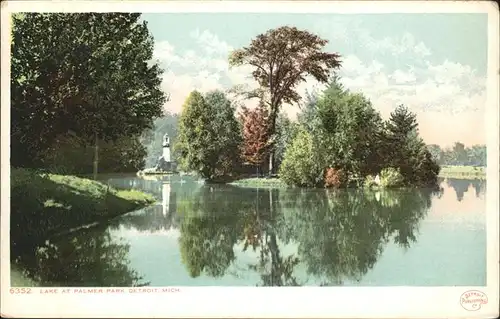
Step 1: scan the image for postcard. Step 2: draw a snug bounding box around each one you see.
[1,0,499,318]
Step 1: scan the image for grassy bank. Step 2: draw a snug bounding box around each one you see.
[229,177,288,188]
[10,168,155,247]
[438,165,486,180]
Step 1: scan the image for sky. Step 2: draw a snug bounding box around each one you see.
[142,12,488,148]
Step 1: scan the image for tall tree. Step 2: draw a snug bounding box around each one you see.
[316,78,385,179]
[175,90,241,180]
[11,13,166,173]
[229,26,342,175]
[385,105,440,186]
[240,102,271,175]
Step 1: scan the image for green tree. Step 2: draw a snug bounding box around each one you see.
[279,129,327,187]
[274,112,299,171]
[316,78,385,180]
[385,105,440,186]
[229,26,342,175]
[39,133,147,174]
[297,89,321,133]
[11,13,166,173]
[176,90,241,180]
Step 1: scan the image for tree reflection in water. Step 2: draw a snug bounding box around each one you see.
[13,224,147,287]
[178,185,442,286]
[12,177,443,287]
[446,178,486,202]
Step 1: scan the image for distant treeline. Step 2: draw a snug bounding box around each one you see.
[427,143,486,167]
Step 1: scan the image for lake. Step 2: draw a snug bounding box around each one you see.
[14,175,486,287]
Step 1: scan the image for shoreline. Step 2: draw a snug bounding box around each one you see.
[438,165,486,180]
[230,165,487,188]
[10,168,156,286]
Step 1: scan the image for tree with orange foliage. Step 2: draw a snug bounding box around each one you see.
[240,102,272,176]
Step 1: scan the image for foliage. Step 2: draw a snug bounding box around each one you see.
[39,133,147,174]
[363,175,378,189]
[316,77,385,179]
[229,26,342,174]
[175,90,242,180]
[11,13,165,168]
[279,129,326,187]
[274,112,299,170]
[324,168,346,188]
[379,168,404,188]
[428,143,486,167]
[297,89,322,133]
[239,102,271,172]
[385,105,440,187]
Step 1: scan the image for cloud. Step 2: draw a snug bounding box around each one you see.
[313,19,433,60]
[153,29,258,113]
[151,27,486,146]
[390,69,417,84]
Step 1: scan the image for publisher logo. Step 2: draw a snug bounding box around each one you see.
[460,290,488,311]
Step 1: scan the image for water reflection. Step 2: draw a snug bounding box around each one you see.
[13,175,487,287]
[445,178,486,201]
[13,225,147,287]
[176,185,441,286]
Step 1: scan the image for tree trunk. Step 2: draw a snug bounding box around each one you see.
[268,105,278,177]
[268,152,274,177]
[93,131,99,180]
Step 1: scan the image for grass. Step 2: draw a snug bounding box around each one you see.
[10,168,156,247]
[439,165,486,180]
[229,177,289,188]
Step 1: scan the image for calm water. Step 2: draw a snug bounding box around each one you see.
[15,175,486,287]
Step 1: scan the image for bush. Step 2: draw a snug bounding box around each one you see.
[279,129,326,187]
[379,167,404,188]
[364,175,378,189]
[324,168,346,188]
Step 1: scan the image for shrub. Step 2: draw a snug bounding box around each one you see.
[379,167,404,188]
[364,175,378,189]
[324,167,346,188]
[279,129,326,187]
